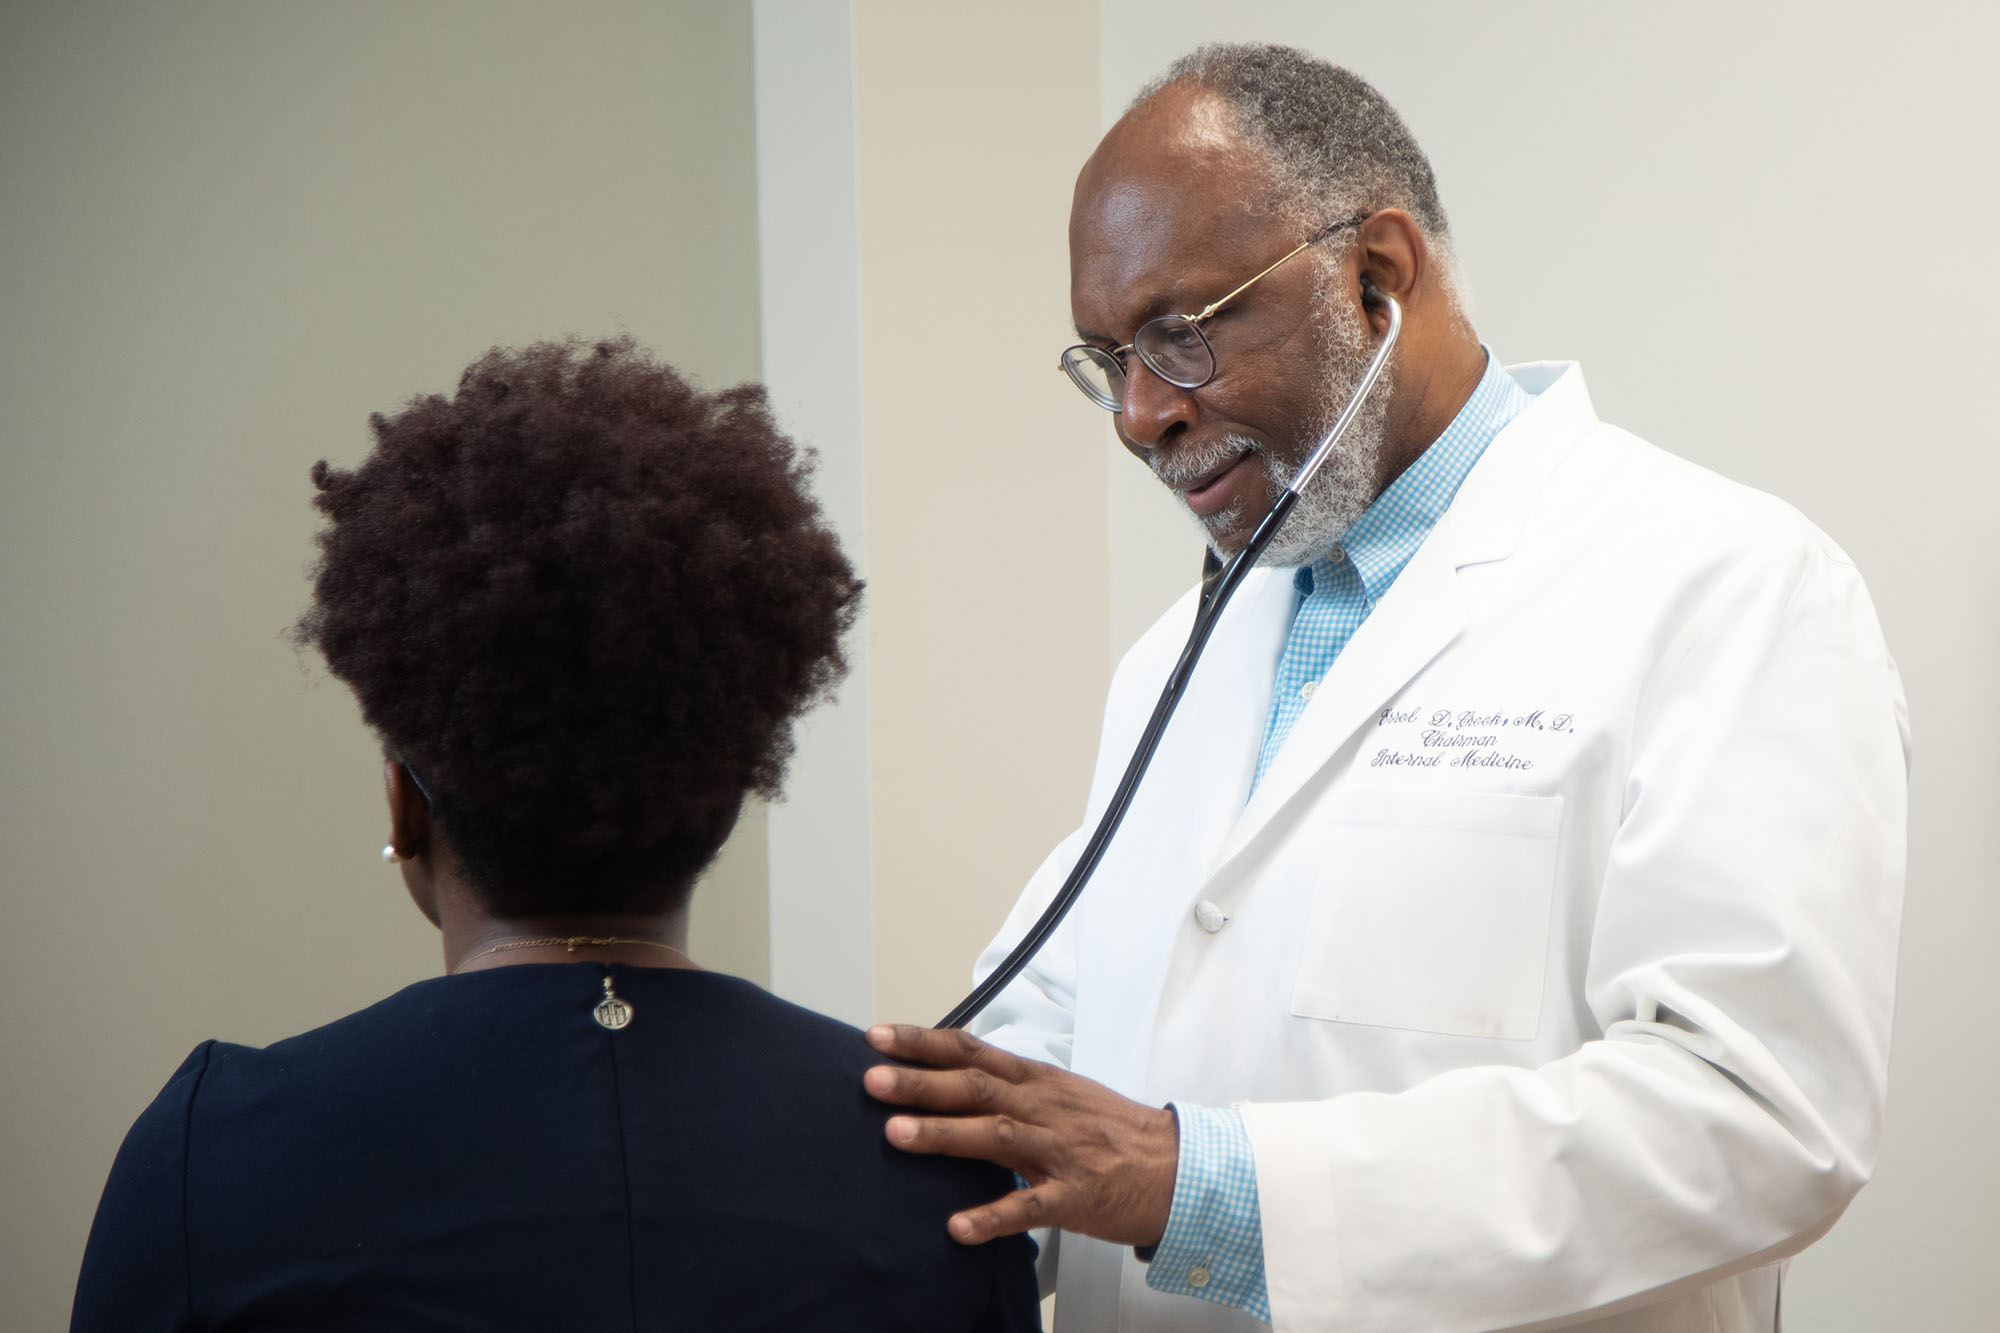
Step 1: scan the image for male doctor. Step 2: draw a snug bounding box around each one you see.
[863,43,1907,1333]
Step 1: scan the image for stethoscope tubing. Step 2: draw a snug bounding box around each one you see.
[937,293,1404,1029]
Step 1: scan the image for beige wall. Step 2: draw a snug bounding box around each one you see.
[751,0,1111,1030]
[850,3,1108,1025]
[0,2,767,1325]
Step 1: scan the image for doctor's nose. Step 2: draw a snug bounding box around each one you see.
[1115,357,1199,454]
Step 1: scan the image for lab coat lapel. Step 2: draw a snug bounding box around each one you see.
[1204,361,1600,883]
[1216,544,1468,870]
[1186,565,1303,827]
[1072,565,1295,1101]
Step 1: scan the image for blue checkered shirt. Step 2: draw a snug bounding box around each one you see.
[1145,354,1530,1320]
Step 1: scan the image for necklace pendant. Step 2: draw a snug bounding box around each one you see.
[593,975,634,1030]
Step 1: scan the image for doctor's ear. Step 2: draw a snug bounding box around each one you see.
[1350,208,1425,327]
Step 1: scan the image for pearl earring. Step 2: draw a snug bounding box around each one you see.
[382,845,405,864]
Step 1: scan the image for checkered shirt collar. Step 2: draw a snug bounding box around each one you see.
[1295,351,1527,602]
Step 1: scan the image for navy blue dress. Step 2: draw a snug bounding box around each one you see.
[73,963,1040,1331]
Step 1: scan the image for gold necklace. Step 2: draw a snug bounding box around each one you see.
[454,935,691,1031]
[457,934,692,968]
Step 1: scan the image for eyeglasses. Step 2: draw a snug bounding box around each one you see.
[1058,214,1369,412]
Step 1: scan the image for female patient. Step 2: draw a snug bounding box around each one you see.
[72,338,1039,1331]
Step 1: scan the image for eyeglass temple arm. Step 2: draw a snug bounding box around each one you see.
[1191,212,1369,324]
[1191,238,1315,323]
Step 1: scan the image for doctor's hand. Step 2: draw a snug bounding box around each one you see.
[864,1024,1178,1248]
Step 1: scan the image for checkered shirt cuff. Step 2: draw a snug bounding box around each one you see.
[1142,1101,1270,1321]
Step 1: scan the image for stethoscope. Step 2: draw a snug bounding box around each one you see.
[938,289,1403,1029]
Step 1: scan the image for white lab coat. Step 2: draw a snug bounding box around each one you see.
[974,363,1908,1333]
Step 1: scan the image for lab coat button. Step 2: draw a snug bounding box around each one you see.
[1193,900,1227,933]
[1187,1264,1211,1288]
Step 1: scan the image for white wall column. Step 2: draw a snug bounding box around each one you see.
[753,0,876,1025]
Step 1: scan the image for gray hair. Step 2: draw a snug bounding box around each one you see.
[1137,43,1471,317]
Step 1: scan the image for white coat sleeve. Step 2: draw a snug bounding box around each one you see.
[1240,539,1909,1332]
[965,824,1093,1300]
[967,823,1088,1070]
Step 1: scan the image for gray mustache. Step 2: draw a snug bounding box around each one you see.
[1149,433,1264,489]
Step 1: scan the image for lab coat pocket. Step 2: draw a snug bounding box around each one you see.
[1289,789,1562,1039]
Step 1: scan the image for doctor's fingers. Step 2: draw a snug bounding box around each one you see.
[944,1181,1072,1246]
[883,1108,1060,1176]
[936,1142,1177,1250]
[863,1058,1029,1115]
[865,1023,1034,1078]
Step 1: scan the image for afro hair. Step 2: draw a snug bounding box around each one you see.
[299,336,861,916]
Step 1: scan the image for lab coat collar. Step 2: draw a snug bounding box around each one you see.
[1204,361,1600,883]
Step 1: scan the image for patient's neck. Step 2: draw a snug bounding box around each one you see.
[434,873,696,975]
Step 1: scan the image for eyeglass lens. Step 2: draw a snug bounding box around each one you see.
[1059,345,1119,409]
[1059,317,1217,411]
[1135,316,1214,388]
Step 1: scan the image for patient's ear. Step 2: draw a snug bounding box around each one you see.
[383,760,442,927]
[382,760,431,860]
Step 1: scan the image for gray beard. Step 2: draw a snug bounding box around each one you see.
[1154,293,1393,568]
